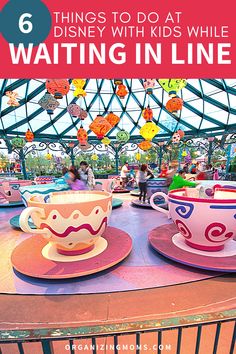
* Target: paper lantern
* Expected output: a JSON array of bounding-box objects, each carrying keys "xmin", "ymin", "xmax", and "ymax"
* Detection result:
[
  {"xmin": 140, "ymin": 122, "xmax": 160, "ymax": 141},
  {"xmin": 72, "ymin": 79, "xmax": 86, "ymax": 98},
  {"xmin": 91, "ymin": 154, "xmax": 99, "ymax": 161},
  {"xmin": 79, "ymin": 109, "xmax": 88, "ymax": 120},
  {"xmin": 143, "ymin": 79, "xmax": 155, "ymax": 95},
  {"xmin": 46, "ymin": 79, "xmax": 70, "ymax": 99},
  {"xmin": 116, "ymin": 130, "xmax": 130, "ymax": 143},
  {"xmin": 12, "ymin": 137, "xmax": 26, "ymax": 149},
  {"xmin": 166, "ymin": 97, "xmax": 183, "ymax": 113},
  {"xmin": 105, "ymin": 112, "xmax": 120, "ymax": 127},
  {"xmin": 102, "ymin": 137, "xmax": 111, "ymax": 145},
  {"xmin": 68, "ymin": 141, "xmax": 75, "ymax": 148},
  {"xmin": 114, "ymin": 79, "xmax": 123, "ymax": 85},
  {"xmin": 5, "ymin": 91, "xmax": 20, "ymax": 107},
  {"xmin": 138, "ymin": 141, "xmax": 152, "ymax": 151},
  {"xmin": 67, "ymin": 103, "xmax": 81, "ymax": 118},
  {"xmin": 89, "ymin": 115, "xmax": 112, "ymax": 139},
  {"xmin": 177, "ymin": 129, "xmax": 185, "ymax": 139},
  {"xmin": 142, "ymin": 106, "xmax": 153, "ymax": 121},
  {"xmin": 45, "ymin": 152, "xmax": 52, "ymax": 160},
  {"xmin": 172, "ymin": 132, "xmax": 181, "ymax": 144},
  {"xmin": 38, "ymin": 92, "xmax": 59, "ymax": 115},
  {"xmin": 77, "ymin": 127, "xmax": 88, "ymax": 146},
  {"xmin": 208, "ymin": 137, "xmax": 215, "ymax": 142},
  {"xmin": 79, "ymin": 142, "xmax": 92, "ymax": 151},
  {"xmin": 116, "ymin": 84, "xmax": 128, "ymax": 99},
  {"xmin": 25, "ymin": 129, "xmax": 34, "ymax": 142},
  {"xmin": 158, "ymin": 79, "xmax": 187, "ymax": 97},
  {"xmin": 135, "ymin": 152, "xmax": 141, "ymax": 161}
]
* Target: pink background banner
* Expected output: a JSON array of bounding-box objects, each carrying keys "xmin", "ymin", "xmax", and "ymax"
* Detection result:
[{"xmin": 0, "ymin": 0, "xmax": 235, "ymax": 77}]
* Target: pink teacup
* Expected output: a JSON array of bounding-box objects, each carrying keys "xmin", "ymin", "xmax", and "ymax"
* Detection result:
[
  {"xmin": 151, "ymin": 188, "xmax": 236, "ymax": 252},
  {"xmin": 19, "ymin": 191, "xmax": 112, "ymax": 256},
  {"xmin": 0, "ymin": 180, "xmax": 34, "ymax": 203}
]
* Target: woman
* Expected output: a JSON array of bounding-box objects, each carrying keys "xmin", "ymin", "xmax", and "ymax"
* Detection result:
[
  {"xmin": 79, "ymin": 161, "xmax": 95, "ymax": 190},
  {"xmin": 64, "ymin": 168, "xmax": 87, "ymax": 191},
  {"xmin": 136, "ymin": 164, "xmax": 149, "ymax": 203}
]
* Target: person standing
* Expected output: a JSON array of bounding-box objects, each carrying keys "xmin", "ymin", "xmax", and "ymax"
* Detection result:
[
  {"xmin": 136, "ymin": 164, "xmax": 149, "ymax": 203},
  {"xmin": 120, "ymin": 161, "xmax": 129, "ymax": 188},
  {"xmin": 79, "ymin": 161, "xmax": 95, "ymax": 190}
]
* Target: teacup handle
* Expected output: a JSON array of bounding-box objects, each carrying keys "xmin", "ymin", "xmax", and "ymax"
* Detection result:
[
  {"xmin": 19, "ymin": 207, "xmax": 46, "ymax": 234},
  {"xmin": 150, "ymin": 192, "xmax": 170, "ymax": 218}
]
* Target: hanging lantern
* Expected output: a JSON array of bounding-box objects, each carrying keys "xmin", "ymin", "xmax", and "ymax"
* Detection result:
[
  {"xmin": 166, "ymin": 97, "xmax": 183, "ymax": 114},
  {"xmin": 138, "ymin": 141, "xmax": 152, "ymax": 151},
  {"xmin": 68, "ymin": 141, "xmax": 75, "ymax": 148},
  {"xmin": 91, "ymin": 154, "xmax": 99, "ymax": 161},
  {"xmin": 208, "ymin": 137, "xmax": 215, "ymax": 142},
  {"xmin": 158, "ymin": 79, "xmax": 187, "ymax": 97},
  {"xmin": 116, "ymin": 130, "xmax": 130, "ymax": 143},
  {"xmin": 172, "ymin": 132, "xmax": 181, "ymax": 144},
  {"xmin": 77, "ymin": 127, "xmax": 88, "ymax": 146},
  {"xmin": 72, "ymin": 79, "xmax": 86, "ymax": 98},
  {"xmin": 114, "ymin": 79, "xmax": 123, "ymax": 85},
  {"xmin": 45, "ymin": 152, "xmax": 52, "ymax": 160},
  {"xmin": 177, "ymin": 129, "xmax": 185, "ymax": 139},
  {"xmin": 182, "ymin": 150, "xmax": 187, "ymax": 157},
  {"xmin": 102, "ymin": 137, "xmax": 111, "ymax": 145},
  {"xmin": 135, "ymin": 152, "xmax": 141, "ymax": 161},
  {"xmin": 143, "ymin": 79, "xmax": 155, "ymax": 95},
  {"xmin": 105, "ymin": 112, "xmax": 120, "ymax": 127},
  {"xmin": 5, "ymin": 91, "xmax": 20, "ymax": 107},
  {"xmin": 12, "ymin": 137, "xmax": 26, "ymax": 149},
  {"xmin": 140, "ymin": 122, "xmax": 160, "ymax": 142},
  {"xmin": 38, "ymin": 92, "xmax": 59, "ymax": 115},
  {"xmin": 46, "ymin": 79, "xmax": 70, "ymax": 99},
  {"xmin": 67, "ymin": 103, "xmax": 81, "ymax": 118},
  {"xmin": 89, "ymin": 115, "xmax": 112, "ymax": 139},
  {"xmin": 142, "ymin": 106, "xmax": 153, "ymax": 121},
  {"xmin": 80, "ymin": 142, "xmax": 92, "ymax": 151},
  {"xmin": 116, "ymin": 84, "xmax": 128, "ymax": 99},
  {"xmin": 25, "ymin": 129, "xmax": 34, "ymax": 142},
  {"xmin": 79, "ymin": 109, "xmax": 88, "ymax": 120}
]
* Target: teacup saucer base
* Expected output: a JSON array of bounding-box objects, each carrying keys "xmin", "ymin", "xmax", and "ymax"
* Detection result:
[
  {"xmin": 42, "ymin": 237, "xmax": 108, "ymax": 263},
  {"xmin": 0, "ymin": 201, "xmax": 24, "ymax": 208},
  {"xmin": 11, "ymin": 226, "xmax": 133, "ymax": 279},
  {"xmin": 10, "ymin": 215, "xmax": 36, "ymax": 230},
  {"xmin": 172, "ymin": 233, "xmax": 236, "ymax": 258},
  {"xmin": 149, "ymin": 223, "xmax": 236, "ymax": 272},
  {"xmin": 112, "ymin": 198, "xmax": 123, "ymax": 209}
]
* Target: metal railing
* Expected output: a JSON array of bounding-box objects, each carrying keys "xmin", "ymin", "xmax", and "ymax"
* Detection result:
[{"xmin": 0, "ymin": 310, "xmax": 235, "ymax": 353}]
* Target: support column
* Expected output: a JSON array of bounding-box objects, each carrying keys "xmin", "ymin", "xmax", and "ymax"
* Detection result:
[
  {"xmin": 158, "ymin": 146, "xmax": 163, "ymax": 172},
  {"xmin": 207, "ymin": 140, "xmax": 213, "ymax": 165},
  {"xmin": 115, "ymin": 150, "xmax": 119, "ymax": 175},
  {"xmin": 19, "ymin": 149, "xmax": 27, "ymax": 179},
  {"xmin": 70, "ymin": 150, "xmax": 75, "ymax": 167}
]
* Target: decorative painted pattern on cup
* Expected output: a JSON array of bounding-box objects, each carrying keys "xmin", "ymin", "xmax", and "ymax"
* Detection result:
[
  {"xmin": 0, "ymin": 180, "xmax": 35, "ymax": 203},
  {"xmin": 20, "ymin": 182, "xmax": 69, "ymax": 207},
  {"xmin": 19, "ymin": 191, "xmax": 112, "ymax": 256},
  {"xmin": 168, "ymin": 188, "xmax": 236, "ymax": 251}
]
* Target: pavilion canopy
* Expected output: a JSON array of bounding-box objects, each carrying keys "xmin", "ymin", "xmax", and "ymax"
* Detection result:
[{"xmin": 0, "ymin": 79, "xmax": 235, "ymax": 143}]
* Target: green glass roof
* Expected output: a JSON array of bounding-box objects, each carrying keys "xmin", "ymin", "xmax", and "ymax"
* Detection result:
[{"xmin": 0, "ymin": 79, "xmax": 235, "ymax": 143}]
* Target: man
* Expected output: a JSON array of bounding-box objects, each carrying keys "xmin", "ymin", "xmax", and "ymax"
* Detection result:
[
  {"xmin": 120, "ymin": 161, "xmax": 129, "ymax": 188},
  {"xmin": 79, "ymin": 161, "xmax": 95, "ymax": 190},
  {"xmin": 169, "ymin": 169, "xmax": 197, "ymax": 191}
]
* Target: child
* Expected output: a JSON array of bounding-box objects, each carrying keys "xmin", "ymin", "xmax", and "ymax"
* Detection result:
[
  {"xmin": 64, "ymin": 168, "xmax": 87, "ymax": 191},
  {"xmin": 136, "ymin": 164, "xmax": 149, "ymax": 203},
  {"xmin": 169, "ymin": 169, "xmax": 197, "ymax": 191}
]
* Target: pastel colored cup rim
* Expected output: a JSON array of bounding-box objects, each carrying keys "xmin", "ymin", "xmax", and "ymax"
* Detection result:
[
  {"xmin": 168, "ymin": 188, "xmax": 236, "ymax": 203},
  {"xmin": 28, "ymin": 190, "xmax": 112, "ymax": 206}
]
